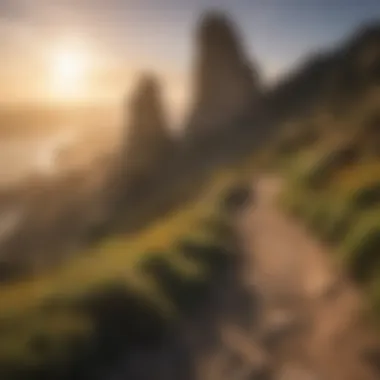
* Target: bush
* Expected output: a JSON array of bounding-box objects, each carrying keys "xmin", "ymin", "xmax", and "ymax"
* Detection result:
[
  {"xmin": 350, "ymin": 182, "xmax": 380, "ymax": 210},
  {"xmin": 220, "ymin": 183, "xmax": 252, "ymax": 214},
  {"xmin": 321, "ymin": 197, "xmax": 355, "ymax": 243},
  {"xmin": 340, "ymin": 209, "xmax": 380, "ymax": 283},
  {"xmin": 303, "ymin": 145, "xmax": 358, "ymax": 189}
]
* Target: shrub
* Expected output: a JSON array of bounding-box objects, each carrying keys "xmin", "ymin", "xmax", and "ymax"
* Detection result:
[
  {"xmin": 350, "ymin": 182, "xmax": 380, "ymax": 210},
  {"xmin": 340, "ymin": 209, "xmax": 380, "ymax": 283},
  {"xmin": 321, "ymin": 197, "xmax": 355, "ymax": 243}
]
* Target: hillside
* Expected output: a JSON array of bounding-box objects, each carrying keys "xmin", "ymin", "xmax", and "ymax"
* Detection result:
[
  {"xmin": 1, "ymin": 11, "xmax": 380, "ymax": 380},
  {"xmin": 263, "ymin": 21, "xmax": 380, "ymax": 320},
  {"xmin": 266, "ymin": 22, "xmax": 380, "ymax": 127}
]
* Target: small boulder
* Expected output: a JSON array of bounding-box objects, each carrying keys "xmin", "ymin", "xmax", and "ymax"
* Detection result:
[{"xmin": 222, "ymin": 183, "xmax": 252, "ymax": 213}]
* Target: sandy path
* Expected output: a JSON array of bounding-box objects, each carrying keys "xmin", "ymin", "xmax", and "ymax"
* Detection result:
[{"xmin": 237, "ymin": 175, "xmax": 380, "ymax": 380}]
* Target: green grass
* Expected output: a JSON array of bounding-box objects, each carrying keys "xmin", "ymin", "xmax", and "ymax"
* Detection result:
[
  {"xmin": 340, "ymin": 208, "xmax": 380, "ymax": 283},
  {"xmin": 0, "ymin": 168, "xmax": 244, "ymax": 378},
  {"xmin": 276, "ymin": 89, "xmax": 380, "ymax": 320}
]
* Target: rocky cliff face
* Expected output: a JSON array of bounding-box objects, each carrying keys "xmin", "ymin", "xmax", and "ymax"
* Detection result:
[
  {"xmin": 267, "ymin": 22, "xmax": 380, "ymax": 124},
  {"xmin": 122, "ymin": 74, "xmax": 174, "ymax": 183},
  {"xmin": 185, "ymin": 12, "xmax": 261, "ymax": 141}
]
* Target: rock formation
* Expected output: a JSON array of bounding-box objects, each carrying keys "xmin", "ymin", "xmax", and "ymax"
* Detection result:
[
  {"xmin": 185, "ymin": 11, "xmax": 261, "ymax": 141},
  {"xmin": 122, "ymin": 73, "xmax": 174, "ymax": 185},
  {"xmin": 267, "ymin": 22, "xmax": 380, "ymax": 124}
]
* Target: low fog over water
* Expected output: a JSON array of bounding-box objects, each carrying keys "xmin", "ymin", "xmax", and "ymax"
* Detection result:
[
  {"xmin": 0, "ymin": 132, "xmax": 74, "ymax": 182},
  {"xmin": 0, "ymin": 106, "xmax": 123, "ymax": 187}
]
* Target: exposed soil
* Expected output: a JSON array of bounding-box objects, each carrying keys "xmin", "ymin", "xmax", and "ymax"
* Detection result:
[{"xmin": 237, "ymin": 175, "xmax": 380, "ymax": 380}]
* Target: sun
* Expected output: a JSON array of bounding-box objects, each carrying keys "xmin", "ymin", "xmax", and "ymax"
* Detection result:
[{"xmin": 49, "ymin": 45, "xmax": 90, "ymax": 100}]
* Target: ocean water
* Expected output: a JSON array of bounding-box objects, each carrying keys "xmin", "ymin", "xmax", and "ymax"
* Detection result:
[{"xmin": 0, "ymin": 130, "xmax": 76, "ymax": 185}]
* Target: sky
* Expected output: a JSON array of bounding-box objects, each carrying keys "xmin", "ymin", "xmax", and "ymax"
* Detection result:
[{"xmin": 0, "ymin": 0, "xmax": 379, "ymax": 117}]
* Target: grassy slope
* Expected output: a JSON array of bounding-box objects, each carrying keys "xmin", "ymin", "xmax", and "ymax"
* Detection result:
[
  {"xmin": 276, "ymin": 87, "xmax": 380, "ymax": 318},
  {"xmin": 0, "ymin": 166, "xmax": 245, "ymax": 378}
]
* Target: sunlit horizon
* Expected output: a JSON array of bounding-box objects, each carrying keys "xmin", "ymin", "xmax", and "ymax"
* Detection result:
[
  {"xmin": 0, "ymin": 1, "xmax": 377, "ymax": 110},
  {"xmin": 49, "ymin": 42, "xmax": 91, "ymax": 101}
]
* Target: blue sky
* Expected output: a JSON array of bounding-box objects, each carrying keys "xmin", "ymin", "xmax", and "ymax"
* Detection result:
[{"xmin": 0, "ymin": 0, "xmax": 379, "ymax": 110}]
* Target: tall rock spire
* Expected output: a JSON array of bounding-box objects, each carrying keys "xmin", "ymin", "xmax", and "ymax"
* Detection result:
[
  {"xmin": 122, "ymin": 73, "xmax": 173, "ymax": 183},
  {"xmin": 185, "ymin": 11, "xmax": 261, "ymax": 141}
]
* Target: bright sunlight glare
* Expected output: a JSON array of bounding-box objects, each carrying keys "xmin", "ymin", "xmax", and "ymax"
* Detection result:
[{"xmin": 50, "ymin": 45, "xmax": 90, "ymax": 101}]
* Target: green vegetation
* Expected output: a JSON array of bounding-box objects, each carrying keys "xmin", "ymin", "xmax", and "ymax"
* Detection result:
[
  {"xmin": 275, "ymin": 86, "xmax": 380, "ymax": 319},
  {"xmin": 0, "ymin": 16, "xmax": 378, "ymax": 379},
  {"xmin": 0, "ymin": 168, "xmax": 245, "ymax": 379}
]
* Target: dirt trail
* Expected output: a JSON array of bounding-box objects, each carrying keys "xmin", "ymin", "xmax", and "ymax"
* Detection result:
[
  {"xmin": 237, "ymin": 175, "xmax": 380, "ymax": 379},
  {"xmin": 107, "ymin": 175, "xmax": 380, "ymax": 380}
]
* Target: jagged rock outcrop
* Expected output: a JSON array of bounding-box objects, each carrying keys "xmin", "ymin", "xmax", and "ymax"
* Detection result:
[
  {"xmin": 185, "ymin": 11, "xmax": 261, "ymax": 141},
  {"xmin": 121, "ymin": 74, "xmax": 174, "ymax": 185},
  {"xmin": 267, "ymin": 22, "xmax": 380, "ymax": 124}
]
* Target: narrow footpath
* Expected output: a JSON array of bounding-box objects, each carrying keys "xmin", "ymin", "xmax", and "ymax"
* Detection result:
[{"xmin": 236, "ymin": 175, "xmax": 380, "ymax": 380}]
